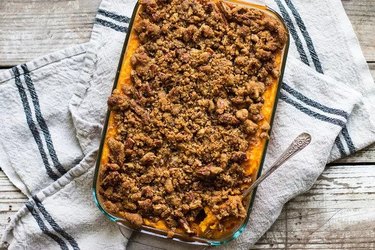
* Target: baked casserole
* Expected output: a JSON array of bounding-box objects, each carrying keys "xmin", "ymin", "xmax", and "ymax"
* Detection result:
[{"xmin": 94, "ymin": 0, "xmax": 289, "ymax": 244}]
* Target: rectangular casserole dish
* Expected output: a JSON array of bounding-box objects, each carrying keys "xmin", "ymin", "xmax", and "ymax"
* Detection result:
[{"xmin": 93, "ymin": 0, "xmax": 289, "ymax": 246}]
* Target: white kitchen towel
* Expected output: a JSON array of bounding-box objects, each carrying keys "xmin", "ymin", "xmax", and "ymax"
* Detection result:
[{"xmin": 0, "ymin": 0, "xmax": 374, "ymax": 249}]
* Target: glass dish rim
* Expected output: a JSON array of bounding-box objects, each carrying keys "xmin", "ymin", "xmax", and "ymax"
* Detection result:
[{"xmin": 92, "ymin": 0, "xmax": 290, "ymax": 246}]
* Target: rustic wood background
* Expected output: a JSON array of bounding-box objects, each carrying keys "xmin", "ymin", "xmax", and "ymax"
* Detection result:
[{"xmin": 0, "ymin": 0, "xmax": 374, "ymax": 249}]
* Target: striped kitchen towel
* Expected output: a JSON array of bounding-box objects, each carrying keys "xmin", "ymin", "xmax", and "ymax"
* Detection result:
[{"xmin": 0, "ymin": 0, "xmax": 373, "ymax": 249}]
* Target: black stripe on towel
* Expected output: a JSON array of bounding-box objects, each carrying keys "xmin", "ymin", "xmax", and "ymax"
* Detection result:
[
  {"xmin": 33, "ymin": 196, "xmax": 80, "ymax": 250},
  {"xmin": 282, "ymin": 0, "xmax": 355, "ymax": 154},
  {"xmin": 95, "ymin": 18, "xmax": 128, "ymax": 33},
  {"xmin": 97, "ymin": 9, "xmax": 130, "ymax": 23},
  {"xmin": 12, "ymin": 67, "xmax": 59, "ymax": 181},
  {"xmin": 26, "ymin": 201, "xmax": 69, "ymax": 250},
  {"xmin": 284, "ymin": 0, "xmax": 324, "ymax": 73},
  {"xmin": 281, "ymin": 82, "xmax": 349, "ymax": 119},
  {"xmin": 280, "ymin": 91, "xmax": 346, "ymax": 127},
  {"xmin": 334, "ymin": 136, "xmax": 346, "ymax": 157},
  {"xmin": 276, "ymin": 0, "xmax": 355, "ymax": 154},
  {"xmin": 341, "ymin": 126, "xmax": 356, "ymax": 154},
  {"xmin": 274, "ymin": 0, "xmax": 310, "ymax": 66},
  {"xmin": 21, "ymin": 64, "xmax": 67, "ymax": 176}
]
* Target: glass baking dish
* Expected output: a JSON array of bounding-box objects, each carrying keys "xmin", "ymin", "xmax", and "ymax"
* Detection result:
[{"xmin": 93, "ymin": 0, "xmax": 289, "ymax": 246}]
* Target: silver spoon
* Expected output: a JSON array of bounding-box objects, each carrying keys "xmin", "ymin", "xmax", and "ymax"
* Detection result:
[{"xmin": 242, "ymin": 132, "xmax": 312, "ymax": 198}]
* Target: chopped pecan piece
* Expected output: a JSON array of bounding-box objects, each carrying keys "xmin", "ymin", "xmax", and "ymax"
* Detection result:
[
  {"xmin": 122, "ymin": 212, "xmax": 143, "ymax": 227},
  {"xmin": 218, "ymin": 113, "xmax": 240, "ymax": 125},
  {"xmin": 243, "ymin": 119, "xmax": 258, "ymax": 134},
  {"xmin": 140, "ymin": 152, "xmax": 156, "ymax": 165},
  {"xmin": 196, "ymin": 165, "xmax": 223, "ymax": 177},
  {"xmin": 235, "ymin": 109, "xmax": 249, "ymax": 121},
  {"xmin": 107, "ymin": 138, "xmax": 125, "ymax": 164}
]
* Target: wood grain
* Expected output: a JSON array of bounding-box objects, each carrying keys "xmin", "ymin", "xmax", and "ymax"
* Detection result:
[
  {"xmin": 0, "ymin": 0, "xmax": 374, "ymax": 65},
  {"xmin": 254, "ymin": 164, "xmax": 375, "ymax": 249},
  {"xmin": 0, "ymin": 0, "xmax": 101, "ymax": 66},
  {"xmin": 341, "ymin": 0, "xmax": 375, "ymax": 62},
  {"xmin": 0, "ymin": 171, "xmax": 27, "ymax": 234}
]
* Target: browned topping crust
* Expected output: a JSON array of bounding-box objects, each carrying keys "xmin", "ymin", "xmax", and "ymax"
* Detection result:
[{"xmin": 99, "ymin": 0, "xmax": 287, "ymax": 238}]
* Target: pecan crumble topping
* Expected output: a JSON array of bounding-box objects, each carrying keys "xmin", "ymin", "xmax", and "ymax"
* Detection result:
[{"xmin": 99, "ymin": 0, "xmax": 287, "ymax": 238}]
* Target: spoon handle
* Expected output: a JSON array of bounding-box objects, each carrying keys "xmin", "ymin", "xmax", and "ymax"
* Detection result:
[{"xmin": 242, "ymin": 133, "xmax": 312, "ymax": 198}]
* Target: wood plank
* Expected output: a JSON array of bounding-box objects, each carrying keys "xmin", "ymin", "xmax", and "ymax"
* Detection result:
[
  {"xmin": 341, "ymin": 0, "xmax": 375, "ymax": 62},
  {"xmin": 253, "ymin": 210, "xmax": 287, "ymax": 249},
  {"xmin": 370, "ymin": 63, "xmax": 375, "ymax": 79},
  {"xmin": 0, "ymin": 171, "xmax": 28, "ymax": 234},
  {"xmin": 0, "ymin": 0, "xmax": 374, "ymax": 65},
  {"xmin": 0, "ymin": 0, "xmax": 101, "ymax": 66},
  {"xmin": 336, "ymin": 144, "xmax": 375, "ymax": 164},
  {"xmin": 254, "ymin": 164, "xmax": 375, "ymax": 249}
]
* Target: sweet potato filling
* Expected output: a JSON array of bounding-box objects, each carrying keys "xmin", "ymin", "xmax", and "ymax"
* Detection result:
[{"xmin": 98, "ymin": 0, "xmax": 287, "ymax": 239}]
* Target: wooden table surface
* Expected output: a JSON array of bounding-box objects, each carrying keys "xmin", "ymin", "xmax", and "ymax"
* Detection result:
[{"xmin": 0, "ymin": 0, "xmax": 374, "ymax": 249}]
